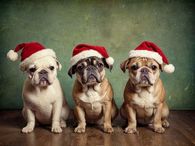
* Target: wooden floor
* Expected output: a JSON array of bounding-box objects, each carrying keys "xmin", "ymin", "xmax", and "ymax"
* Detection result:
[{"xmin": 0, "ymin": 111, "xmax": 195, "ymax": 146}]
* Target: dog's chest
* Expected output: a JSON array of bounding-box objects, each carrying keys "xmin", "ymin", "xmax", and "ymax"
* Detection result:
[
  {"xmin": 132, "ymin": 90, "xmax": 156, "ymax": 109},
  {"xmin": 25, "ymin": 87, "xmax": 58, "ymax": 109},
  {"xmin": 79, "ymin": 89, "xmax": 103, "ymax": 112}
]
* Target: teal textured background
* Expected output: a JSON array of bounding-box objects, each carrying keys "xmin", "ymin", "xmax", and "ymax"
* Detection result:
[{"xmin": 0, "ymin": 0, "xmax": 195, "ymax": 110}]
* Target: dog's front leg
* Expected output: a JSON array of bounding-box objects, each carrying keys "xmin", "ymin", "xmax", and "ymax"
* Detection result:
[
  {"xmin": 103, "ymin": 101, "xmax": 114, "ymax": 133},
  {"xmin": 74, "ymin": 105, "xmax": 86, "ymax": 133},
  {"xmin": 153, "ymin": 103, "xmax": 165, "ymax": 133},
  {"xmin": 22, "ymin": 108, "xmax": 35, "ymax": 133},
  {"xmin": 124, "ymin": 103, "xmax": 137, "ymax": 134},
  {"xmin": 51, "ymin": 101, "xmax": 63, "ymax": 133}
]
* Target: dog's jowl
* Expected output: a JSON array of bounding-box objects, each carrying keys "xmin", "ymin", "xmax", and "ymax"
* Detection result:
[
  {"xmin": 68, "ymin": 44, "xmax": 118, "ymax": 133},
  {"xmin": 120, "ymin": 41, "xmax": 175, "ymax": 134},
  {"xmin": 7, "ymin": 42, "xmax": 70, "ymax": 133}
]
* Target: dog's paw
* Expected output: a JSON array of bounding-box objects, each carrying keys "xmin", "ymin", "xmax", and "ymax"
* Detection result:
[
  {"xmin": 154, "ymin": 126, "xmax": 165, "ymax": 133},
  {"xmin": 60, "ymin": 120, "xmax": 67, "ymax": 128},
  {"xmin": 51, "ymin": 125, "xmax": 62, "ymax": 133},
  {"xmin": 103, "ymin": 125, "xmax": 114, "ymax": 133},
  {"xmin": 74, "ymin": 125, "xmax": 86, "ymax": 133},
  {"xmin": 124, "ymin": 126, "xmax": 138, "ymax": 134},
  {"xmin": 162, "ymin": 120, "xmax": 169, "ymax": 128},
  {"xmin": 22, "ymin": 126, "xmax": 34, "ymax": 133}
]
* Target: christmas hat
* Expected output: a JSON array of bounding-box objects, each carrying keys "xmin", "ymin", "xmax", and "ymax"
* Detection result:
[
  {"xmin": 7, "ymin": 42, "xmax": 56, "ymax": 70},
  {"xmin": 70, "ymin": 44, "xmax": 114, "ymax": 66},
  {"xmin": 129, "ymin": 41, "xmax": 175, "ymax": 73}
]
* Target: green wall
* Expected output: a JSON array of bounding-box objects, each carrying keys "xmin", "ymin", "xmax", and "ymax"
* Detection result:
[{"xmin": 0, "ymin": 0, "xmax": 195, "ymax": 110}]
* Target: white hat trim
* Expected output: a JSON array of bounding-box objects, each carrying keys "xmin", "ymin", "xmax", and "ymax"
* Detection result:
[
  {"xmin": 20, "ymin": 49, "xmax": 56, "ymax": 71},
  {"xmin": 70, "ymin": 50, "xmax": 103, "ymax": 66},
  {"xmin": 129, "ymin": 50, "xmax": 163, "ymax": 64}
]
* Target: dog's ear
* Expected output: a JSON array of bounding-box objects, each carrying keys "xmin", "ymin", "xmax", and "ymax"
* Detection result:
[
  {"xmin": 102, "ymin": 58, "xmax": 113, "ymax": 72},
  {"xmin": 120, "ymin": 59, "xmax": 130, "ymax": 73},
  {"xmin": 68, "ymin": 65, "xmax": 76, "ymax": 78},
  {"xmin": 20, "ymin": 64, "xmax": 27, "ymax": 72},
  {"xmin": 56, "ymin": 59, "xmax": 62, "ymax": 71},
  {"xmin": 159, "ymin": 64, "xmax": 163, "ymax": 72}
]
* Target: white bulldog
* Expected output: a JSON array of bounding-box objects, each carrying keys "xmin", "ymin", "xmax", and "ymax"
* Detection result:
[{"xmin": 7, "ymin": 42, "xmax": 70, "ymax": 133}]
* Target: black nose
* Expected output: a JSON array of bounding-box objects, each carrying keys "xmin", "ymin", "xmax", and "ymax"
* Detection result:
[
  {"xmin": 140, "ymin": 68, "xmax": 149, "ymax": 74},
  {"xmin": 39, "ymin": 70, "xmax": 48, "ymax": 75}
]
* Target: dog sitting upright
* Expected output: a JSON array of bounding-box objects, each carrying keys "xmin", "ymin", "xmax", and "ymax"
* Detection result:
[
  {"xmin": 68, "ymin": 44, "xmax": 118, "ymax": 133},
  {"xmin": 120, "ymin": 41, "xmax": 175, "ymax": 134},
  {"xmin": 7, "ymin": 42, "xmax": 70, "ymax": 133}
]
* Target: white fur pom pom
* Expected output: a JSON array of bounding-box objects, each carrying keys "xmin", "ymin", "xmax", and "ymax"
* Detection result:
[
  {"xmin": 163, "ymin": 64, "xmax": 175, "ymax": 73},
  {"xmin": 106, "ymin": 57, "xmax": 114, "ymax": 65},
  {"xmin": 7, "ymin": 50, "xmax": 18, "ymax": 61}
]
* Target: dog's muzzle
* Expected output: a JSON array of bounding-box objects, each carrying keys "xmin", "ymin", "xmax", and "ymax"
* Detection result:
[
  {"xmin": 139, "ymin": 68, "xmax": 153, "ymax": 86},
  {"xmin": 85, "ymin": 66, "xmax": 100, "ymax": 84},
  {"xmin": 39, "ymin": 70, "xmax": 50, "ymax": 86}
]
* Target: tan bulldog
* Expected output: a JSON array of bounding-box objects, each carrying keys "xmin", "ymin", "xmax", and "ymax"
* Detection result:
[
  {"xmin": 68, "ymin": 44, "xmax": 118, "ymax": 133},
  {"xmin": 120, "ymin": 41, "xmax": 175, "ymax": 134}
]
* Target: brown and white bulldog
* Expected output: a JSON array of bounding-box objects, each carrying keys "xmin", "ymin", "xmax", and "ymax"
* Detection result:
[
  {"xmin": 120, "ymin": 41, "xmax": 175, "ymax": 134},
  {"xmin": 7, "ymin": 42, "xmax": 70, "ymax": 133},
  {"xmin": 68, "ymin": 56, "xmax": 118, "ymax": 133}
]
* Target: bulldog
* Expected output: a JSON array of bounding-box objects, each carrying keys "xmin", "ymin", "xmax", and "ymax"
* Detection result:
[
  {"xmin": 68, "ymin": 44, "xmax": 118, "ymax": 133},
  {"xmin": 7, "ymin": 42, "xmax": 70, "ymax": 133},
  {"xmin": 120, "ymin": 41, "xmax": 175, "ymax": 134}
]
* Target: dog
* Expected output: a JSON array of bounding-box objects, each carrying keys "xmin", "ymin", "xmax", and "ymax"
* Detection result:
[
  {"xmin": 7, "ymin": 42, "xmax": 70, "ymax": 133},
  {"xmin": 68, "ymin": 55, "xmax": 118, "ymax": 133},
  {"xmin": 120, "ymin": 41, "xmax": 174, "ymax": 134}
]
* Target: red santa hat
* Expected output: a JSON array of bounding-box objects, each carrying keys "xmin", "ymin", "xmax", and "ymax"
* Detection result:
[
  {"xmin": 70, "ymin": 44, "xmax": 114, "ymax": 66},
  {"xmin": 7, "ymin": 42, "xmax": 56, "ymax": 70},
  {"xmin": 129, "ymin": 41, "xmax": 175, "ymax": 73}
]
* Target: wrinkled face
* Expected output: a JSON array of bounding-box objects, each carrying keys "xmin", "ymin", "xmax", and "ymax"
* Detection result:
[
  {"xmin": 68, "ymin": 57, "xmax": 112, "ymax": 86},
  {"xmin": 24, "ymin": 57, "xmax": 61, "ymax": 87},
  {"xmin": 120, "ymin": 57, "xmax": 161, "ymax": 87}
]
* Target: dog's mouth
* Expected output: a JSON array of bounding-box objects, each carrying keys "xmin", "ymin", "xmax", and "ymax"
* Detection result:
[
  {"xmin": 39, "ymin": 77, "xmax": 51, "ymax": 86},
  {"xmin": 138, "ymin": 75, "xmax": 153, "ymax": 86},
  {"xmin": 84, "ymin": 74, "xmax": 101, "ymax": 85}
]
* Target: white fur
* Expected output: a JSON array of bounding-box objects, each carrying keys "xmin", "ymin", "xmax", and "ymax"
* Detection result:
[
  {"xmin": 80, "ymin": 87, "xmax": 104, "ymax": 104},
  {"xmin": 131, "ymin": 67, "xmax": 157, "ymax": 86},
  {"xmin": 132, "ymin": 89, "xmax": 156, "ymax": 109},
  {"xmin": 7, "ymin": 50, "xmax": 18, "ymax": 61},
  {"xmin": 79, "ymin": 85, "xmax": 107, "ymax": 115},
  {"xmin": 129, "ymin": 50, "xmax": 163, "ymax": 64},
  {"xmin": 132, "ymin": 87, "xmax": 157, "ymax": 119}
]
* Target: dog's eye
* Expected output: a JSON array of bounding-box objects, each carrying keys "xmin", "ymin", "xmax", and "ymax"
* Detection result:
[
  {"xmin": 151, "ymin": 65, "xmax": 157, "ymax": 70},
  {"xmin": 29, "ymin": 67, "xmax": 36, "ymax": 72},
  {"xmin": 97, "ymin": 63, "xmax": 104, "ymax": 68},
  {"xmin": 77, "ymin": 64, "xmax": 84, "ymax": 70},
  {"xmin": 49, "ymin": 66, "xmax": 55, "ymax": 71},
  {"xmin": 131, "ymin": 64, "xmax": 139, "ymax": 70}
]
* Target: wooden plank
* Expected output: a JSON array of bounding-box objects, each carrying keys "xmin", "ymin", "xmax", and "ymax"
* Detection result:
[{"xmin": 0, "ymin": 111, "xmax": 194, "ymax": 146}]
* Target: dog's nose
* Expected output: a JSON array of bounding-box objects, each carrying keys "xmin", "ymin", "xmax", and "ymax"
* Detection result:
[
  {"xmin": 87, "ymin": 66, "xmax": 95, "ymax": 72},
  {"xmin": 141, "ymin": 68, "xmax": 149, "ymax": 74},
  {"xmin": 39, "ymin": 70, "xmax": 48, "ymax": 75}
]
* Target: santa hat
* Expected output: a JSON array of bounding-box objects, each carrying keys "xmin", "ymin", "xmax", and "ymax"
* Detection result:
[
  {"xmin": 70, "ymin": 44, "xmax": 114, "ymax": 66},
  {"xmin": 129, "ymin": 41, "xmax": 175, "ymax": 73},
  {"xmin": 7, "ymin": 42, "xmax": 56, "ymax": 70}
]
